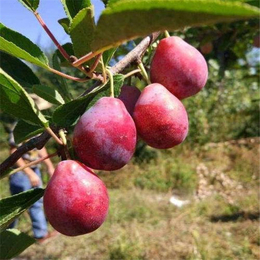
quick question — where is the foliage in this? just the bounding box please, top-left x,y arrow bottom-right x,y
0,0 -> 259,256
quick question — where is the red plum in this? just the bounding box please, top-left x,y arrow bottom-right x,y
73,97 -> 137,171
133,83 -> 188,149
150,36 -> 208,99
43,160 -> 109,236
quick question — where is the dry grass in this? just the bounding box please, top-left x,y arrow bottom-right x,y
16,188 -> 259,260
1,139 -> 259,260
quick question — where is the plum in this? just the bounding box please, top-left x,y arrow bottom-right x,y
118,85 -> 141,116
73,97 -> 137,171
43,160 -> 109,236
150,36 -> 208,99
133,83 -> 188,149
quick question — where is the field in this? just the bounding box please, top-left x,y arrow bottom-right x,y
0,138 -> 259,260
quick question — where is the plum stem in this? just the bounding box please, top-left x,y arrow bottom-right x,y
8,152 -> 58,177
106,69 -> 114,98
124,69 -> 141,79
138,61 -> 151,84
164,30 -> 170,38
59,130 -> 67,146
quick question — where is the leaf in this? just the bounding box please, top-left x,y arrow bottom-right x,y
103,47 -> 117,66
33,85 -> 65,105
0,229 -> 35,259
0,188 -> 44,232
92,0 -> 260,52
18,0 -> 39,12
0,51 -> 40,89
52,53 -> 72,102
13,120 -> 44,145
61,0 -> 92,20
0,68 -> 49,127
52,74 -> 124,127
70,6 -> 95,58
58,18 -> 70,34
0,23 -> 49,69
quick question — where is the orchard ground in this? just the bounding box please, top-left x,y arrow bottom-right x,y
0,139 -> 259,260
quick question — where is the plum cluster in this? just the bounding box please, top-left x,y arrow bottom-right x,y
43,36 -> 208,236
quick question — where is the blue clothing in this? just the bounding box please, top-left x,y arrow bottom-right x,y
9,167 -> 48,239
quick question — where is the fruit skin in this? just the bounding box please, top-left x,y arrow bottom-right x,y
43,160 -> 109,236
73,97 -> 137,171
150,36 -> 208,99
133,83 -> 188,149
118,85 -> 141,116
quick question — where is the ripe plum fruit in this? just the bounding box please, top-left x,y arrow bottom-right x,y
43,160 -> 109,236
150,36 -> 208,99
73,97 -> 137,171
133,83 -> 188,149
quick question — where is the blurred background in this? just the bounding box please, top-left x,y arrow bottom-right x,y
0,0 -> 259,259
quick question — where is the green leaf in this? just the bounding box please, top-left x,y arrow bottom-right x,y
13,120 -> 44,145
0,229 -> 35,259
103,47 -> 117,66
0,51 -> 40,89
0,68 -> 49,127
0,188 -> 44,232
18,0 -> 39,12
0,23 -> 49,69
52,74 -> 124,127
61,0 -> 92,20
70,6 -> 95,58
58,18 -> 70,34
52,53 -> 72,102
33,85 -> 65,105
92,0 -> 260,52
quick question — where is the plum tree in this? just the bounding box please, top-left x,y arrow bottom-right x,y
0,0 -> 258,256
150,36 -> 208,99
118,85 -> 141,116
73,97 -> 137,171
133,83 -> 189,149
43,160 -> 109,236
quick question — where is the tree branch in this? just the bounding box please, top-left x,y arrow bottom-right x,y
0,32 -> 161,175
110,32 -> 160,74
0,131 -> 51,176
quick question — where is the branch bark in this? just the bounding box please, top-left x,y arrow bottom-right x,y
0,132 -> 51,176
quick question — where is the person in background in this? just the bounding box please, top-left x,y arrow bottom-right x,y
8,95 -> 59,243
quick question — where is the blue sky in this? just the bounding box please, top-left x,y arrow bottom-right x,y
0,0 -> 104,49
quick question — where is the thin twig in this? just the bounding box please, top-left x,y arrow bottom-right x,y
48,67 -> 89,82
72,51 -> 100,67
89,53 -> 103,74
9,152 -> 58,176
34,12 -> 70,61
